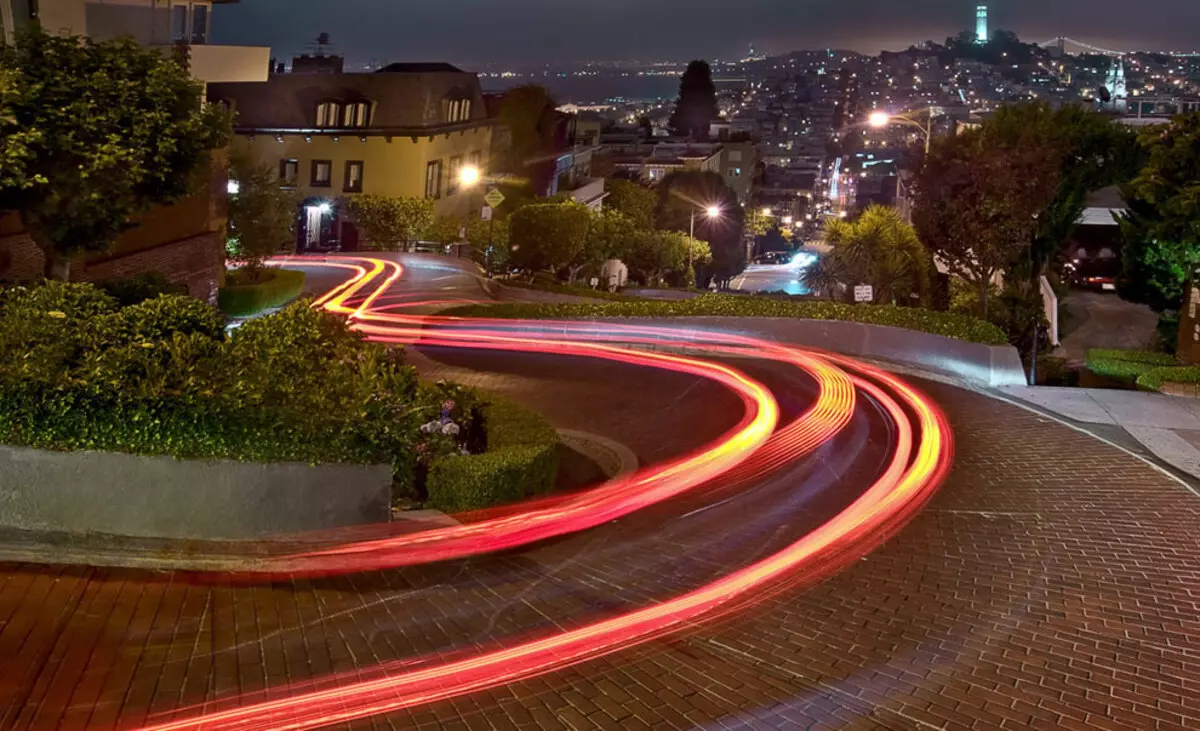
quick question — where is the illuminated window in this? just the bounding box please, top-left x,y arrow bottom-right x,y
343,102 -> 370,128
311,160 -> 332,187
344,161 -> 363,193
425,160 -> 442,199
316,102 -> 341,128
279,159 -> 298,186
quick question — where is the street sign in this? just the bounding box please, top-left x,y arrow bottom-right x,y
854,284 -> 873,303
480,206 -> 493,221
484,189 -> 506,208
589,277 -> 600,288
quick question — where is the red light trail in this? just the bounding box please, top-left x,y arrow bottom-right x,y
134,255 -> 953,731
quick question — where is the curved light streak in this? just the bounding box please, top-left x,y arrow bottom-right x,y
136,255 -> 955,730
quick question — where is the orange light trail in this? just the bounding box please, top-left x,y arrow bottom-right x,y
136,255 -> 954,730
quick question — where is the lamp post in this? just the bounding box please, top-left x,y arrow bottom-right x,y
689,205 -> 722,276
457,165 -> 482,261
868,108 -> 936,154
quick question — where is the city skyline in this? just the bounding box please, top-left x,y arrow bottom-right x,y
212,0 -> 1200,66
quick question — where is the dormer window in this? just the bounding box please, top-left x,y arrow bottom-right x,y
343,102 -> 370,128
316,101 -> 341,128
445,96 -> 473,124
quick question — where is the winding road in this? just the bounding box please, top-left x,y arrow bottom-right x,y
0,254 -> 1197,731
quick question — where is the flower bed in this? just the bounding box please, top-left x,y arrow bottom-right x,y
447,294 -> 1008,345
1084,349 -> 1186,390
218,267 -> 307,317
425,397 -> 559,513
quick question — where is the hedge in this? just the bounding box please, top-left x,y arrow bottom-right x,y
499,277 -> 644,302
425,397 -> 559,513
447,294 -> 1009,345
218,267 -> 307,317
0,283 -> 431,481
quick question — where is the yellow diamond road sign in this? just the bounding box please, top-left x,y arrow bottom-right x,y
484,189 -> 505,208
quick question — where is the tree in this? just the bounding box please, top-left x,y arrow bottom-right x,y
345,195 -> 434,251
604,179 -> 657,230
572,208 -> 636,283
757,225 -> 790,254
814,206 -> 930,305
626,230 -> 710,286
508,202 -> 591,274
465,215 -> 510,272
657,171 -> 745,287
744,207 -> 773,239
497,84 -> 556,170
980,102 -> 1142,280
0,28 -> 229,279
912,128 -> 1061,317
1117,113 -> 1200,313
226,153 -> 299,281
668,60 -> 719,140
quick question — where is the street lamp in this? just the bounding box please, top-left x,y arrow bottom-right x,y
688,204 -> 722,275
868,108 -> 936,154
458,164 -> 481,188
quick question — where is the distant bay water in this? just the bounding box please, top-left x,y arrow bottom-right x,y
483,74 -> 680,104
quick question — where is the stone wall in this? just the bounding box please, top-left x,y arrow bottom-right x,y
0,445 -> 393,540
0,231 -> 224,304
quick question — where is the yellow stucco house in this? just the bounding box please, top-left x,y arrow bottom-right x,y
208,60 -> 492,252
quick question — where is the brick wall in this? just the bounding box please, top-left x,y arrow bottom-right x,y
0,232 -> 224,304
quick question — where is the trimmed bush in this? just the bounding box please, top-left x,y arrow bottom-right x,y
447,294 -> 1008,345
500,277 -> 644,302
218,267 -> 307,317
425,397 -> 559,513
0,283 -> 422,478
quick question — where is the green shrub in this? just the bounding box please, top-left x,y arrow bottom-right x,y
0,285 -> 423,481
1085,349 -> 1176,380
96,272 -> 187,306
425,397 -> 559,513
500,277 -> 644,302
446,294 -> 1008,345
218,267 -> 306,317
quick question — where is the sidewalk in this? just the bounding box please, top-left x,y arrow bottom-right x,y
999,385 -> 1200,488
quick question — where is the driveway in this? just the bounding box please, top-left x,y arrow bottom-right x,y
1058,289 -> 1159,365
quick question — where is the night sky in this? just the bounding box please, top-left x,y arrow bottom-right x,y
212,0 -> 1200,66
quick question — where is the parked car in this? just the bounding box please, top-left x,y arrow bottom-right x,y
1064,259 -> 1119,292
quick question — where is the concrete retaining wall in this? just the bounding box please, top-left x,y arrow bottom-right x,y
584,317 -> 1027,388
0,446 -> 392,540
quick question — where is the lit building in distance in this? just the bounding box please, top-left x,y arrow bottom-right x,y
976,4 -> 988,43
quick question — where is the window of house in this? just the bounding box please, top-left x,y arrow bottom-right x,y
425,160 -> 442,199
446,98 -> 473,124
344,161 -> 363,193
170,5 -> 187,41
447,155 -> 463,195
190,4 -> 208,43
343,102 -> 369,128
316,102 -> 342,128
311,160 -> 332,187
279,159 -> 299,186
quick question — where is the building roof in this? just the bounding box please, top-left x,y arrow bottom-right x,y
375,62 -> 464,74
209,69 -> 485,131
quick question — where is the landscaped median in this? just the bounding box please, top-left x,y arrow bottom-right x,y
448,294 -> 1009,345
218,266 -> 307,318
426,397 -> 559,513
0,282 -> 561,540
1085,349 -> 1200,393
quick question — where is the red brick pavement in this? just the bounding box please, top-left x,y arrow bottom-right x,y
1,377 -> 1198,730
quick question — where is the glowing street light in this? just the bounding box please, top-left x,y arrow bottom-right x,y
867,108 -> 935,153
705,205 -> 721,219
458,165 -> 482,188
689,204 -> 723,271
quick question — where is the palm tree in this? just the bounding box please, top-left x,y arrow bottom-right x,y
799,255 -> 843,300
815,206 -> 930,305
